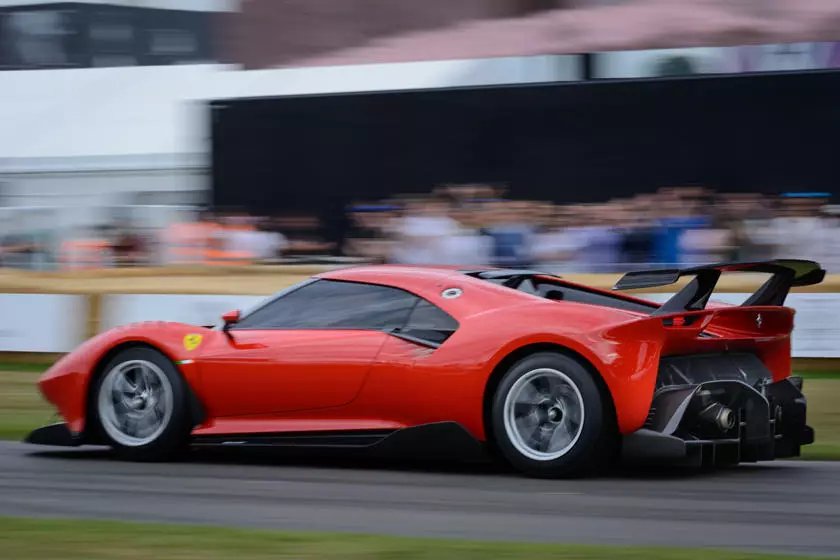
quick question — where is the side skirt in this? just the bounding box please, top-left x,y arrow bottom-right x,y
24,423 -> 84,447
190,421 -> 490,462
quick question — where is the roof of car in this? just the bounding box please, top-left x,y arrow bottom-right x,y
315,265 -> 532,310
314,264 -> 660,315
316,264 -> 481,284
315,264 -> 562,297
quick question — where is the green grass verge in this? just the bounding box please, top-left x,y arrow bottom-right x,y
2,365 -> 839,460
793,377 -> 840,460
0,362 -> 50,373
0,369 -> 55,441
0,517 -> 818,560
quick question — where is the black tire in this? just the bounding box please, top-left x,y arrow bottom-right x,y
491,351 -> 614,478
91,346 -> 191,462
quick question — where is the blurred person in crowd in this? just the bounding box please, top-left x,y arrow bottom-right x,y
433,184 -> 473,209
206,213 -> 235,264
771,193 -> 835,266
618,197 -> 659,271
225,214 -> 289,263
438,203 -> 493,266
480,200 -> 537,269
729,193 -> 778,262
111,225 -> 149,267
343,203 -> 400,263
271,214 -> 335,260
206,217 -> 230,264
532,205 -> 587,273
678,197 -> 733,265
437,182 -> 506,208
567,203 -> 624,273
160,208 -> 212,266
594,202 -> 626,272
57,225 -> 114,270
653,187 -> 713,267
487,182 -> 509,201
821,205 -> 840,272
252,220 -> 290,262
390,195 -> 463,264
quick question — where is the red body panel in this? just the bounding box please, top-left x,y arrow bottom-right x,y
36,265 -> 796,442
197,329 -> 388,417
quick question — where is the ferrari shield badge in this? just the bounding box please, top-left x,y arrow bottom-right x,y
183,334 -> 203,351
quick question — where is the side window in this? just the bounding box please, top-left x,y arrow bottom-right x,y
235,279 -> 418,330
398,299 -> 459,345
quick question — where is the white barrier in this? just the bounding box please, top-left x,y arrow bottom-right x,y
1,292 -> 838,357
100,294 -> 266,331
0,294 -> 87,352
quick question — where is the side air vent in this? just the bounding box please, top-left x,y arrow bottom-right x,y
643,407 -> 657,428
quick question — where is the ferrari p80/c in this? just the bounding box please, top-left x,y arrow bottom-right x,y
26,260 -> 821,478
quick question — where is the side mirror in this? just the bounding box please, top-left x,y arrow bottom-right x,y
221,309 -> 240,331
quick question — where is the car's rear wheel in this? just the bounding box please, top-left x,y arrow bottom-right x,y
491,352 -> 613,478
92,347 -> 190,461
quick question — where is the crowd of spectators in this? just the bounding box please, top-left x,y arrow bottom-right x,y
1,185 -> 838,273
340,185 -> 840,272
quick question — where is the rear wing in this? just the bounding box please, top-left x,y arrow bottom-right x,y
613,260 -> 825,316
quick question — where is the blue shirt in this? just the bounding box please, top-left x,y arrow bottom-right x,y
486,226 -> 533,268
655,216 -> 710,266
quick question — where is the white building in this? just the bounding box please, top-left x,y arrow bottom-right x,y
0,55 -> 579,235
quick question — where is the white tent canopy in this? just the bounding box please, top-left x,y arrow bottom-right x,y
0,55 -> 576,173
0,64 -> 229,171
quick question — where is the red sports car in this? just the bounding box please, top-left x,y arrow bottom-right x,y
27,260 -> 822,478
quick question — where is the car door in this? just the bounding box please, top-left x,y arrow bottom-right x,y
198,279 -> 419,417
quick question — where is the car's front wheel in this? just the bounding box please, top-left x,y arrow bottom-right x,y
92,347 -> 190,461
491,352 -> 614,478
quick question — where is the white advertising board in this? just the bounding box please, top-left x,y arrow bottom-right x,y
0,294 -> 87,352
780,294 -> 840,359
99,294 -> 266,331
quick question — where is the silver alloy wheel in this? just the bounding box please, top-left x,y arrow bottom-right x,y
503,368 -> 585,461
97,359 -> 173,447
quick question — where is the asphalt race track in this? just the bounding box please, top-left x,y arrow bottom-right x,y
1,441 -> 839,557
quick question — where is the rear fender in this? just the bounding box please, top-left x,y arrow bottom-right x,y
601,306 -> 797,433
486,332 -> 663,435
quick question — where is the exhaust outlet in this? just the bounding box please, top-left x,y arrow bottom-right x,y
715,406 -> 737,432
698,403 -> 737,433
